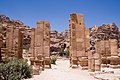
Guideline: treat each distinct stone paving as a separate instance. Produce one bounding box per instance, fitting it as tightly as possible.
[27,58,94,80]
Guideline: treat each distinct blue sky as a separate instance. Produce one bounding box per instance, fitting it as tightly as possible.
[0,0,120,32]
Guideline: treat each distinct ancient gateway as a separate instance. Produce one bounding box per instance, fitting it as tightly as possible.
[69,13,120,71]
[0,13,120,75]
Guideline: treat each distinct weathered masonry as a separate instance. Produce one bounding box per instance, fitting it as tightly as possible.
[29,21,51,69]
[69,14,89,68]
[69,13,120,71]
[6,26,23,58]
[30,21,50,58]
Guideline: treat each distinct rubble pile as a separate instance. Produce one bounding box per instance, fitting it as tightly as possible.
[0,15,31,49]
[90,23,120,52]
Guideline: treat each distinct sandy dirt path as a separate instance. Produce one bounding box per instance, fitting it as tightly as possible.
[28,58,95,80]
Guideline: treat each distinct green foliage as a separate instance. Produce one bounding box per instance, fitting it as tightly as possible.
[59,48,64,56]
[51,55,57,64]
[0,58,32,80]
[59,48,70,58]
[64,50,70,58]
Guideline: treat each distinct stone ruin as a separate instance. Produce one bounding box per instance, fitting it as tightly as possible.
[6,26,23,58]
[69,13,120,72]
[69,13,89,68]
[0,15,31,60]
[0,15,51,74]
[89,23,120,71]
[0,13,120,75]
[29,21,51,71]
[29,21,50,58]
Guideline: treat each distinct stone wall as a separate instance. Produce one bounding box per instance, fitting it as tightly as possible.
[69,13,90,67]
[6,26,23,58]
[0,15,31,49]
[88,23,120,71]
[29,21,50,58]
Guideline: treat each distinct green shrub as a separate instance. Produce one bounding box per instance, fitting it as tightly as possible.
[0,58,32,80]
[64,50,70,58]
[59,48,64,56]
[51,55,57,64]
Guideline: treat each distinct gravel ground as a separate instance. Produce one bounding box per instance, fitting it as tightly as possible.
[27,58,95,80]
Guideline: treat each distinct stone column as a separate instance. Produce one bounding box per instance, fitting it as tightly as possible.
[6,26,23,58]
[69,13,88,67]
[43,21,50,57]
[29,28,35,57]
[94,41,101,71]
[34,26,44,58]
[110,39,119,65]
[110,39,118,56]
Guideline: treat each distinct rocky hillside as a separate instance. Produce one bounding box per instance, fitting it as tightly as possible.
[50,30,70,53]
[0,15,70,52]
[90,23,120,52]
[0,15,31,49]
[1,15,120,55]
